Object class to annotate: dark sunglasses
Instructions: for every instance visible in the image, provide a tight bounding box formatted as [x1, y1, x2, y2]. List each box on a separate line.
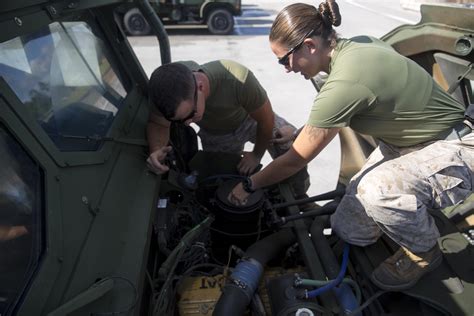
[278, 29, 315, 67]
[170, 75, 198, 124]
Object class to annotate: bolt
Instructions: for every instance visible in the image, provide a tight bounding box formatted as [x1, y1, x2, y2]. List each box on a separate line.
[82, 196, 89, 205]
[14, 17, 22, 26]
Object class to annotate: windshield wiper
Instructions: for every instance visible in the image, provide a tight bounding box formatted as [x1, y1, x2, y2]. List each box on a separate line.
[57, 134, 147, 146]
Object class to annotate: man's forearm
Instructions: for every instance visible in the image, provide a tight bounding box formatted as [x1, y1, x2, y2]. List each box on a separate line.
[253, 123, 272, 159]
[147, 121, 170, 153]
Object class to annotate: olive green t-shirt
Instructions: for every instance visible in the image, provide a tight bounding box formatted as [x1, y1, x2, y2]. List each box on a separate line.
[182, 60, 268, 134]
[308, 36, 465, 147]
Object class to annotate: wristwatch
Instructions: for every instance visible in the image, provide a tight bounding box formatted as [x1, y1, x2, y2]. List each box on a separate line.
[242, 177, 255, 193]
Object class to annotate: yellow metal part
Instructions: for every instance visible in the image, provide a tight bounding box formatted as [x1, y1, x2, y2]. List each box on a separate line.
[177, 274, 226, 315]
[177, 267, 306, 315]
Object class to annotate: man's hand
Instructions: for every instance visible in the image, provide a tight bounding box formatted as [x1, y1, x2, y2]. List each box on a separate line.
[228, 182, 251, 206]
[146, 146, 172, 174]
[0, 225, 28, 241]
[271, 125, 297, 144]
[237, 151, 260, 176]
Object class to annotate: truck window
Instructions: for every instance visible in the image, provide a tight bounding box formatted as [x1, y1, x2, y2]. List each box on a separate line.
[0, 22, 126, 151]
[0, 126, 43, 315]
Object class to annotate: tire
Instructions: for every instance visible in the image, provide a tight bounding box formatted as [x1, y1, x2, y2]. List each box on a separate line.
[123, 8, 151, 36]
[206, 8, 234, 35]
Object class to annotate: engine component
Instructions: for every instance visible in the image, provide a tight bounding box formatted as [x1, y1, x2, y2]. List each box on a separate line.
[177, 275, 225, 316]
[213, 229, 296, 316]
[295, 307, 315, 316]
[266, 274, 323, 316]
[210, 179, 266, 261]
[214, 179, 264, 220]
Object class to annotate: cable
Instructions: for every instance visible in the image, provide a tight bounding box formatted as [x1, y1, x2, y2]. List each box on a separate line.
[347, 291, 388, 316]
[198, 174, 246, 184]
[90, 276, 138, 316]
[181, 263, 225, 277]
[209, 226, 269, 237]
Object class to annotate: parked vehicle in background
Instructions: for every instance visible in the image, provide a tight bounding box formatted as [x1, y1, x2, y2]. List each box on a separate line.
[121, 0, 242, 35]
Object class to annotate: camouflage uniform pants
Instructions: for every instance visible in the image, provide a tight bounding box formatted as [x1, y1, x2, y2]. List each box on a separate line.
[198, 114, 310, 196]
[330, 132, 474, 253]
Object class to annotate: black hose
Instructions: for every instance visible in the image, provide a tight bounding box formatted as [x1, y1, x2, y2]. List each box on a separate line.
[213, 286, 250, 316]
[213, 229, 296, 316]
[277, 200, 338, 226]
[310, 216, 340, 278]
[245, 228, 296, 263]
[272, 188, 345, 209]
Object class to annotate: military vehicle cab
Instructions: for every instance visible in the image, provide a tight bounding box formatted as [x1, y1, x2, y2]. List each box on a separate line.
[121, 0, 242, 35]
[0, 0, 473, 316]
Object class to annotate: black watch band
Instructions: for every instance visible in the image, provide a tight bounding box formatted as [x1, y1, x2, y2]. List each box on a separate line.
[242, 177, 255, 193]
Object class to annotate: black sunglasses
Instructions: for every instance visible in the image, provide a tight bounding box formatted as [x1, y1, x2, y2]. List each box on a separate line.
[278, 29, 315, 67]
[170, 75, 198, 124]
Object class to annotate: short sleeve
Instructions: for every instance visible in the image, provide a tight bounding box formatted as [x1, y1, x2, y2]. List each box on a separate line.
[237, 70, 268, 113]
[308, 81, 376, 128]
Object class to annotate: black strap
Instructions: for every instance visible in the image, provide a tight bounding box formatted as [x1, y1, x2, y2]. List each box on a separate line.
[465, 103, 474, 124]
[443, 120, 472, 141]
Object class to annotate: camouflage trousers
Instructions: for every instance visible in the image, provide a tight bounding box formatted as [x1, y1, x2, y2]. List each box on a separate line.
[330, 132, 474, 253]
[198, 114, 310, 196]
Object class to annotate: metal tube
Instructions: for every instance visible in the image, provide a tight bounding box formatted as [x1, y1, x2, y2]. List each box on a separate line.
[272, 188, 345, 209]
[137, 0, 171, 64]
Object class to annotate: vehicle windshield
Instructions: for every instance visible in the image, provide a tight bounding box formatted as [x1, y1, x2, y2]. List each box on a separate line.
[0, 21, 126, 151]
[0, 126, 43, 315]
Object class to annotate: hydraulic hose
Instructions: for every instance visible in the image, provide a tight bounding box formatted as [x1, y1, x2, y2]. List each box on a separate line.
[305, 243, 350, 299]
[296, 278, 361, 304]
[309, 217, 360, 314]
[213, 228, 296, 316]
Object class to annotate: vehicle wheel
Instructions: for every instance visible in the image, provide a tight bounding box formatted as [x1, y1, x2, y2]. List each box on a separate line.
[123, 8, 151, 36]
[206, 8, 234, 35]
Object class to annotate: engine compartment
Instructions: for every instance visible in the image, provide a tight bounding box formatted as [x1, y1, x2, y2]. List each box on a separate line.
[145, 145, 474, 316]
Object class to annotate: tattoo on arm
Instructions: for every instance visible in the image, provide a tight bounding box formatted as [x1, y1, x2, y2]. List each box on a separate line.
[304, 125, 324, 142]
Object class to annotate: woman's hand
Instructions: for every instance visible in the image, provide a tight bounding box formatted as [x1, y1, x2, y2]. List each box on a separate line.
[228, 182, 251, 206]
[237, 152, 260, 175]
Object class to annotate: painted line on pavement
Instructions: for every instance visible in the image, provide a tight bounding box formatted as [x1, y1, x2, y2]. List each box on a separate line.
[345, 0, 418, 24]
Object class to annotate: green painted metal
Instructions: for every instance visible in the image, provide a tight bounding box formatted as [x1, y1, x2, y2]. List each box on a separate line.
[47, 279, 115, 316]
[382, 5, 474, 58]
[0, 1, 160, 315]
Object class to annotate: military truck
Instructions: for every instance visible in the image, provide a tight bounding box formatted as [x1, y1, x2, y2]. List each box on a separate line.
[0, 0, 473, 315]
[121, 0, 242, 35]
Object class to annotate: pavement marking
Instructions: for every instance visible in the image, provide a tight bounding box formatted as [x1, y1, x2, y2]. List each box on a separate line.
[234, 24, 273, 28]
[344, 0, 418, 24]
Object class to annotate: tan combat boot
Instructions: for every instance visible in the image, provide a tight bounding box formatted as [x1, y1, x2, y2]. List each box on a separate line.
[370, 245, 442, 291]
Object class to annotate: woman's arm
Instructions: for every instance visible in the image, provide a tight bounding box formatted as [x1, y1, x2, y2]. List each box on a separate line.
[229, 125, 340, 205]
